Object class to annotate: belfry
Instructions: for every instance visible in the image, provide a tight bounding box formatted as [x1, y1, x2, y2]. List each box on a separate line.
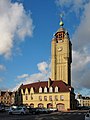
[51, 18, 72, 86]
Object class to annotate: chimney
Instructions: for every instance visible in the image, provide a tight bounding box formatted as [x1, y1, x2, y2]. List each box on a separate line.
[48, 78, 51, 88]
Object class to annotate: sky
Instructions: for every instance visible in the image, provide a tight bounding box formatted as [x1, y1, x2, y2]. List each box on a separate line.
[0, 0, 90, 96]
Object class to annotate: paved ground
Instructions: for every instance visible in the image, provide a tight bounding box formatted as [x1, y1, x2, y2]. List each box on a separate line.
[0, 110, 87, 120]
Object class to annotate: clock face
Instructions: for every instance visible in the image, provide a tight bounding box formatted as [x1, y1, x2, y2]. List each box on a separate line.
[57, 46, 63, 52]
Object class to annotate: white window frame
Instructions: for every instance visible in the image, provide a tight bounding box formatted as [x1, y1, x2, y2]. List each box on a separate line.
[44, 87, 47, 93]
[39, 87, 42, 93]
[55, 86, 58, 92]
[60, 95, 64, 101]
[49, 87, 53, 93]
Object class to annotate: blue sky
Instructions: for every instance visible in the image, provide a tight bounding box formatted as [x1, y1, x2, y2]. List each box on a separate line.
[0, 0, 90, 96]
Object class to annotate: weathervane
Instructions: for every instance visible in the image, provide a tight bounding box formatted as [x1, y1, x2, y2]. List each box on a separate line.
[59, 13, 64, 27]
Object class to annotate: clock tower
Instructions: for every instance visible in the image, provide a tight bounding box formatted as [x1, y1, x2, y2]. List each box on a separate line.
[51, 19, 72, 86]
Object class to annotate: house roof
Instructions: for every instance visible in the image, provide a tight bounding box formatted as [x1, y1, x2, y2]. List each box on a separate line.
[0, 91, 14, 96]
[20, 80, 72, 93]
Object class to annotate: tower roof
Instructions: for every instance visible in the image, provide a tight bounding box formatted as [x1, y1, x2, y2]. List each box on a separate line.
[55, 26, 66, 36]
[57, 27, 66, 33]
[54, 15, 66, 35]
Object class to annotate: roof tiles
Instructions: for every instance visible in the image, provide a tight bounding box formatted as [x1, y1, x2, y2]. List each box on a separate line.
[20, 80, 71, 93]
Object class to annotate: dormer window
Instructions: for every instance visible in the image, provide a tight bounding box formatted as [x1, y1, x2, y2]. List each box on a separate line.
[49, 86, 53, 93]
[44, 87, 47, 93]
[39, 87, 42, 93]
[55, 86, 58, 92]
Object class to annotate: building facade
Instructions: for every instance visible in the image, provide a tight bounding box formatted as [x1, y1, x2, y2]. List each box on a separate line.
[77, 94, 90, 107]
[16, 19, 75, 111]
[17, 79, 75, 111]
[0, 90, 15, 106]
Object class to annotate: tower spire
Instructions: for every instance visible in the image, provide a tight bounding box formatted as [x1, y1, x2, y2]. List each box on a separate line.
[59, 13, 64, 27]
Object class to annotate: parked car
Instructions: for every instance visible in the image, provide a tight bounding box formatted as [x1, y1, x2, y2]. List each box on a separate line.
[28, 107, 49, 114]
[36, 107, 49, 114]
[0, 104, 5, 112]
[85, 113, 90, 120]
[78, 106, 89, 110]
[4, 106, 10, 112]
[48, 108, 58, 112]
[8, 106, 29, 115]
[27, 107, 39, 114]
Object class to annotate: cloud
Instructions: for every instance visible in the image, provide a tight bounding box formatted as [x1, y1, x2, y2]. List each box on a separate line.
[37, 61, 49, 74]
[55, 0, 89, 15]
[71, 2, 90, 93]
[72, 51, 90, 71]
[0, 64, 6, 71]
[17, 74, 29, 79]
[13, 61, 51, 91]
[55, 0, 90, 95]
[72, 50, 90, 90]
[0, 0, 34, 58]
[72, 2, 90, 51]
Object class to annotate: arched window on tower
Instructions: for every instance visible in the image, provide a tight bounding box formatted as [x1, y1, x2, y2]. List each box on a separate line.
[59, 33, 62, 39]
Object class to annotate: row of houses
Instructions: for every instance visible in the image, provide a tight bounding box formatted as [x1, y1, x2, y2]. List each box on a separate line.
[77, 94, 90, 108]
[0, 90, 15, 106]
[0, 88, 90, 110]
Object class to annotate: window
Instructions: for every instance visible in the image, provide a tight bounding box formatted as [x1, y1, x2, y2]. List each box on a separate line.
[30, 103, 34, 108]
[26, 94, 28, 100]
[44, 96, 47, 101]
[55, 95, 58, 101]
[44, 87, 47, 93]
[7, 96, 9, 99]
[55, 86, 58, 92]
[49, 87, 53, 93]
[39, 87, 42, 93]
[31, 93, 33, 100]
[39, 96, 42, 101]
[59, 34, 62, 39]
[60, 95, 64, 101]
[38, 103, 44, 108]
[49, 96, 52, 101]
